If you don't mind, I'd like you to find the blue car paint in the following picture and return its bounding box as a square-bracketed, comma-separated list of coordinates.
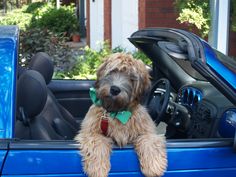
[0, 150, 8, 173]
[219, 109, 236, 138]
[2, 146, 236, 176]
[202, 41, 236, 91]
[0, 26, 18, 139]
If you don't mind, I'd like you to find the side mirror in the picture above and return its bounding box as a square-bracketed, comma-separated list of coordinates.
[219, 110, 236, 149]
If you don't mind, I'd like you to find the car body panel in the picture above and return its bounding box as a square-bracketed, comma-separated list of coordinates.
[0, 142, 10, 174]
[0, 26, 18, 139]
[1, 140, 236, 176]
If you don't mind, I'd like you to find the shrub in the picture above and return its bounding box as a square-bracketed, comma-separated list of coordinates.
[58, 42, 111, 79]
[30, 3, 78, 35]
[24, 1, 45, 13]
[54, 42, 152, 80]
[0, 7, 32, 31]
[175, 0, 210, 37]
[175, 0, 236, 37]
[20, 28, 79, 73]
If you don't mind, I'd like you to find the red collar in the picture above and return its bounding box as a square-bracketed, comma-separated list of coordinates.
[101, 118, 108, 136]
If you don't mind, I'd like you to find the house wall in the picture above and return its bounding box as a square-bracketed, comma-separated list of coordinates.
[111, 0, 138, 51]
[89, 0, 104, 50]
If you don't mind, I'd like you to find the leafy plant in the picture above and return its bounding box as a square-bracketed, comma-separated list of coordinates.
[175, 0, 236, 37]
[232, 0, 236, 31]
[54, 42, 151, 80]
[24, 1, 45, 13]
[60, 42, 112, 79]
[0, 7, 32, 31]
[20, 28, 79, 73]
[30, 3, 78, 35]
[175, 0, 210, 37]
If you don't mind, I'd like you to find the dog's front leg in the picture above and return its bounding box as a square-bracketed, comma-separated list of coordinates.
[134, 134, 167, 177]
[76, 133, 112, 177]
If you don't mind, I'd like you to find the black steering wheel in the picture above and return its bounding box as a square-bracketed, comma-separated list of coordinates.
[146, 78, 171, 124]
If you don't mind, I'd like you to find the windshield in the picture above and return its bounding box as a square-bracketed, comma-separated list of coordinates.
[172, 58, 207, 81]
[204, 42, 236, 91]
[214, 50, 236, 74]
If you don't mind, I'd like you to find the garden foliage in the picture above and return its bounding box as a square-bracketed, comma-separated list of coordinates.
[54, 42, 151, 80]
[175, 0, 236, 38]
[1, 2, 150, 80]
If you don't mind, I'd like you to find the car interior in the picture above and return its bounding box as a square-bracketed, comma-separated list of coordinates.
[15, 31, 236, 143]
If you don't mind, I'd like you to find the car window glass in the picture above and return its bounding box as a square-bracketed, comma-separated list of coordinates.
[214, 49, 236, 74]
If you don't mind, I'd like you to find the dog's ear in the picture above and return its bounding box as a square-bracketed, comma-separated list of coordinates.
[132, 59, 151, 101]
[96, 60, 107, 79]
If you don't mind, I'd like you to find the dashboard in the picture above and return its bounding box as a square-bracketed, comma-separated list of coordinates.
[174, 82, 235, 138]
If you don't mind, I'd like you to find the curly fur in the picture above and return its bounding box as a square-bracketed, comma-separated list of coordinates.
[75, 53, 167, 177]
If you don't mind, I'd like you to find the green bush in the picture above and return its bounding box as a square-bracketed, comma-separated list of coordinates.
[175, 0, 236, 37]
[20, 28, 79, 73]
[30, 3, 78, 34]
[54, 42, 152, 80]
[0, 2, 78, 35]
[24, 1, 45, 13]
[57, 42, 111, 79]
[232, 1, 236, 32]
[175, 0, 210, 37]
[0, 7, 32, 31]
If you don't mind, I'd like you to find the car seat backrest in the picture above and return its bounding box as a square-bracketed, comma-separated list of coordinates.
[29, 52, 54, 85]
[17, 70, 47, 119]
[15, 70, 64, 140]
[22, 52, 79, 139]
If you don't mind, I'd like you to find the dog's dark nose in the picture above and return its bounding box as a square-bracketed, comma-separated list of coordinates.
[110, 85, 121, 96]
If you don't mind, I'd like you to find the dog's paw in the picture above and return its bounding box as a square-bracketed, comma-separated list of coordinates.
[84, 165, 110, 177]
[79, 134, 112, 177]
[135, 134, 167, 177]
[140, 150, 167, 177]
[83, 153, 111, 177]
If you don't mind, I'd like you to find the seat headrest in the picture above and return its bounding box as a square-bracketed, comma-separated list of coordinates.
[29, 52, 54, 84]
[17, 70, 47, 118]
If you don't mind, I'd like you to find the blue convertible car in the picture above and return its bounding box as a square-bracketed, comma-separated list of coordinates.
[0, 26, 236, 177]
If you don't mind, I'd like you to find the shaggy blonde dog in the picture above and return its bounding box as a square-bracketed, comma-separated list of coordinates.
[75, 53, 167, 177]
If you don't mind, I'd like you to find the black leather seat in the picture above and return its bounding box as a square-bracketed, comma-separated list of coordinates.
[16, 52, 79, 140]
[16, 70, 64, 140]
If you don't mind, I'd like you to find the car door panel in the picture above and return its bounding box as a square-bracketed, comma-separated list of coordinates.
[48, 80, 95, 121]
[2, 140, 236, 177]
[0, 142, 9, 175]
[2, 173, 144, 177]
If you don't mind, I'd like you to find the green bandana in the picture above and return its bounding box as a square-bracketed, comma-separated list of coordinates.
[89, 87, 132, 124]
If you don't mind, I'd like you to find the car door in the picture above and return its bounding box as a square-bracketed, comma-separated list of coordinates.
[0, 141, 8, 176]
[48, 80, 94, 123]
[2, 139, 236, 177]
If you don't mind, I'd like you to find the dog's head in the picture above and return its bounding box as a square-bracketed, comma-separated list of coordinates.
[95, 53, 151, 112]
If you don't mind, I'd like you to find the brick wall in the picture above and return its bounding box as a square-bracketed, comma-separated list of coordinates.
[104, 0, 112, 46]
[86, 0, 90, 46]
[229, 31, 236, 57]
[139, 0, 188, 29]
